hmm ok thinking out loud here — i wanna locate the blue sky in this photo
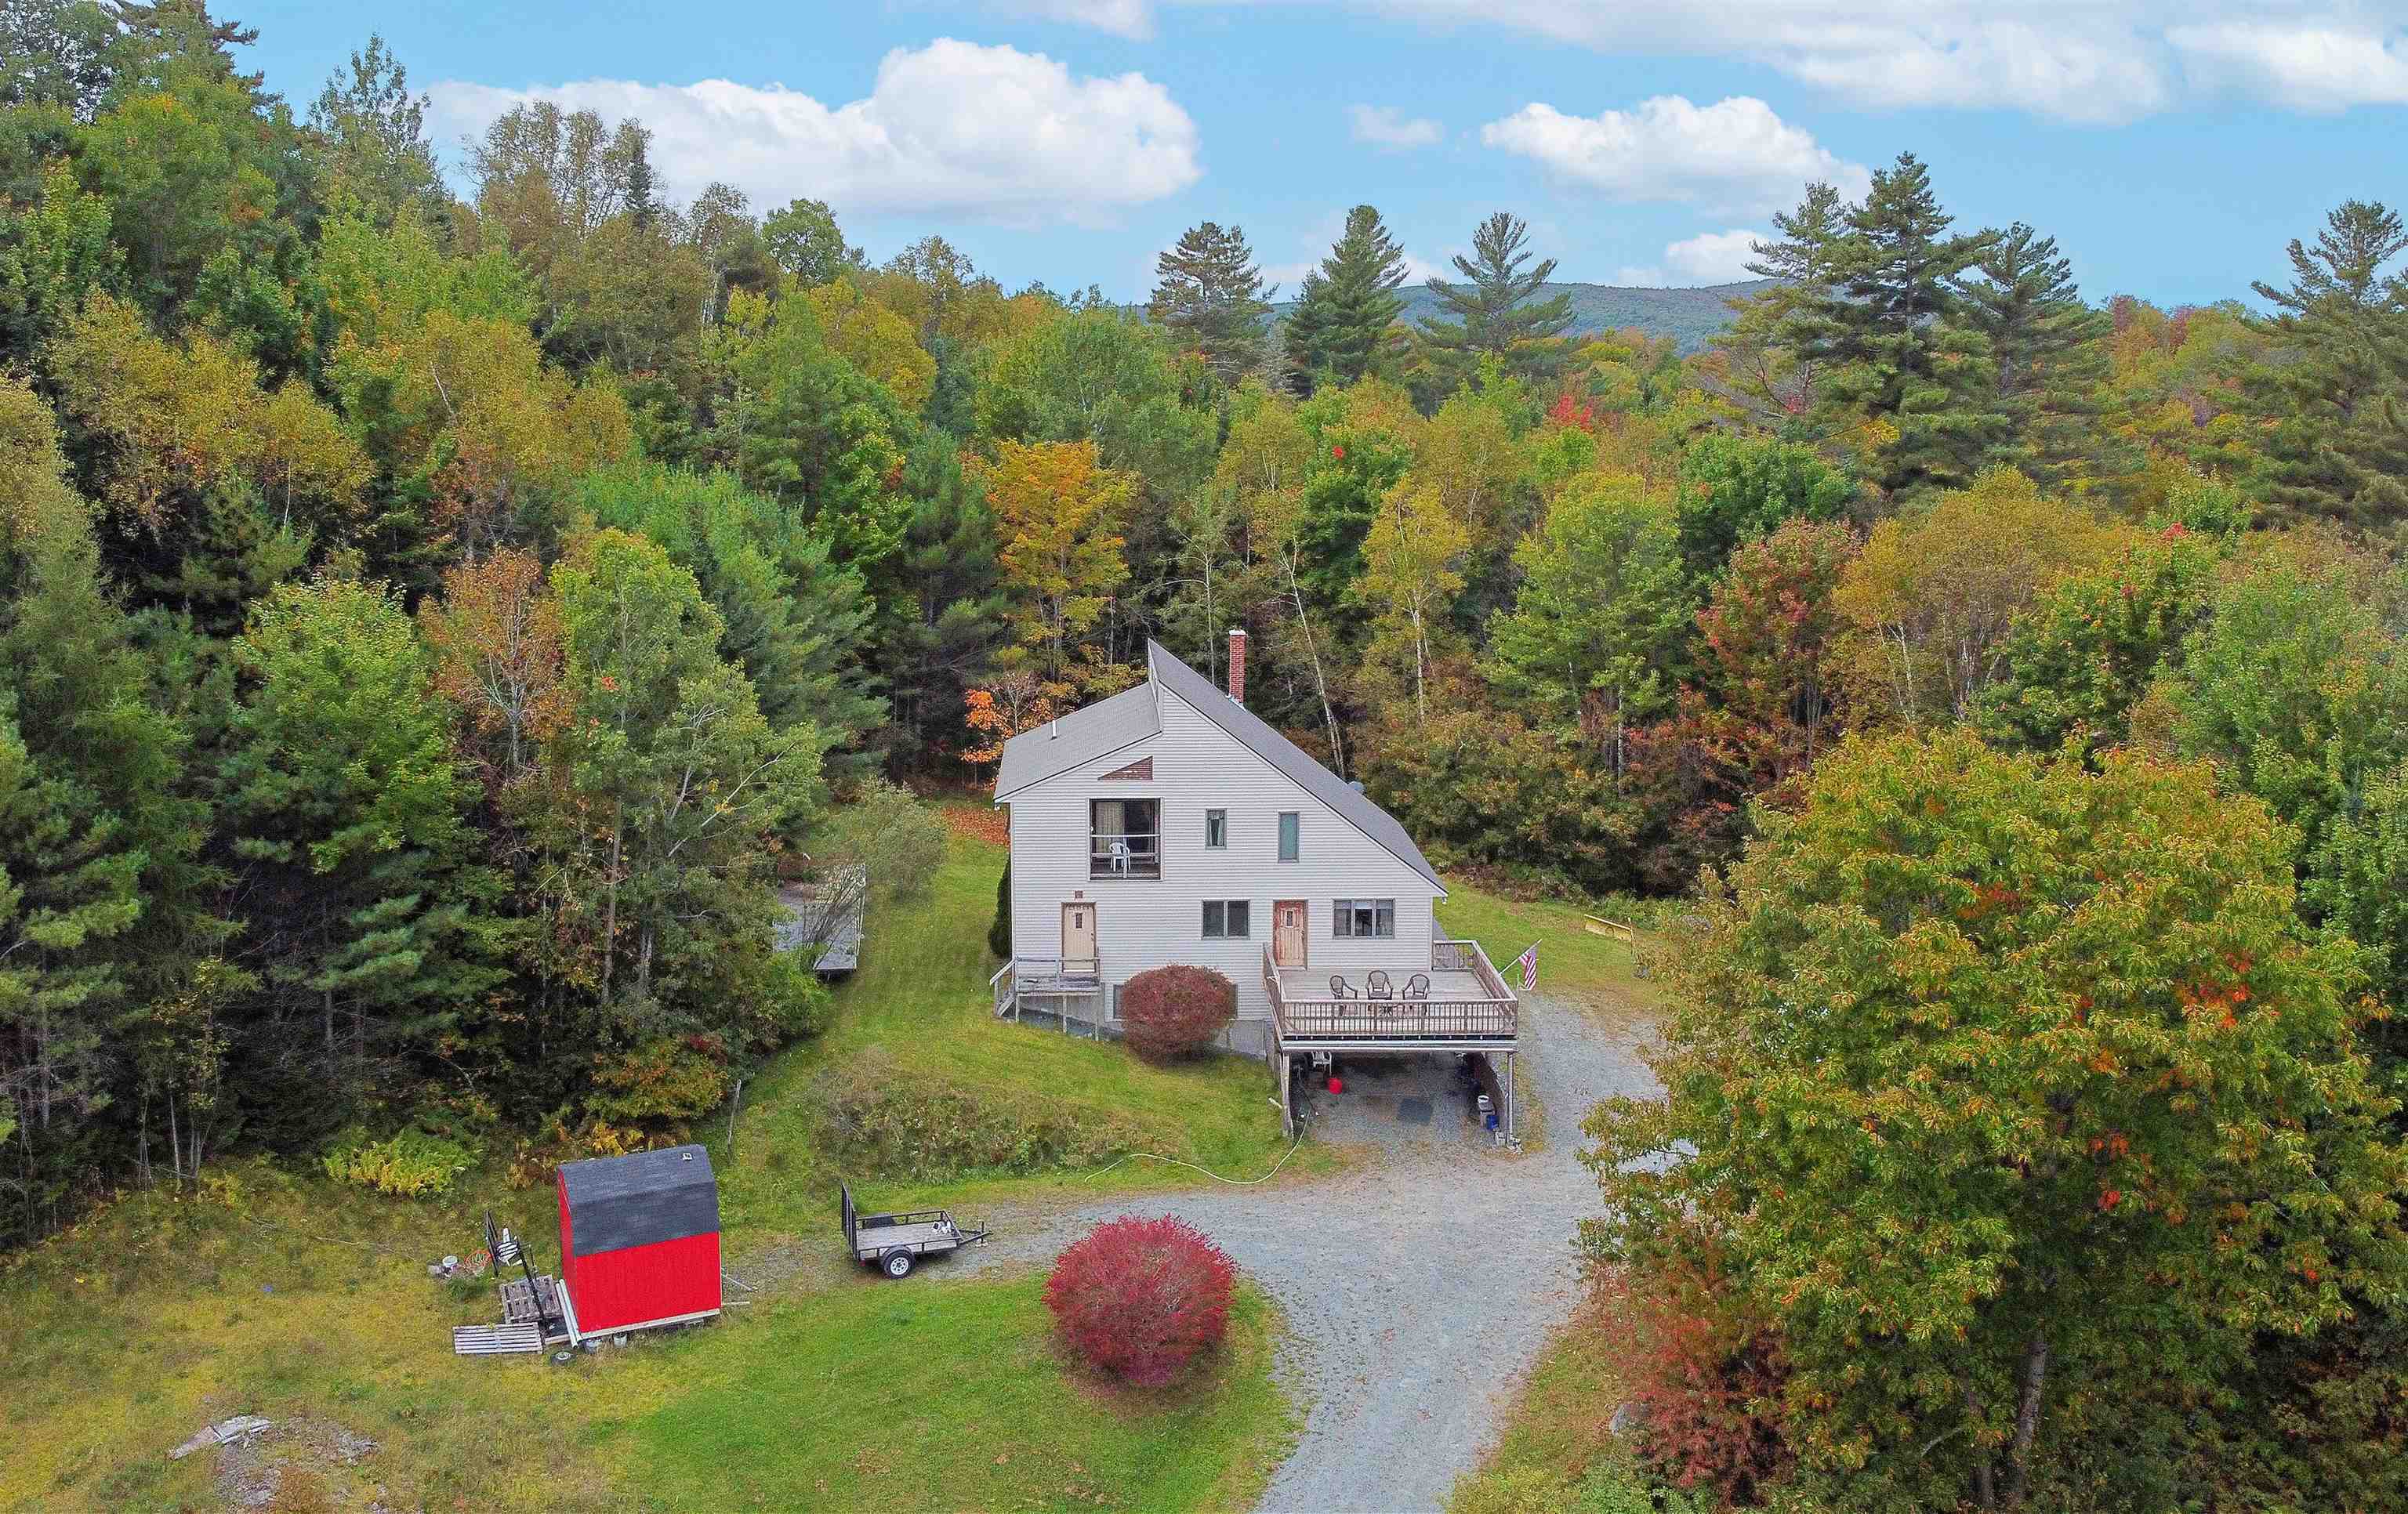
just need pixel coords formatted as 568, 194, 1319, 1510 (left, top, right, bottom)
230, 2, 2408, 307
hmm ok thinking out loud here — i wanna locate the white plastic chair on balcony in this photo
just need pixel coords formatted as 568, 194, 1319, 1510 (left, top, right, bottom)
1109, 838, 1131, 875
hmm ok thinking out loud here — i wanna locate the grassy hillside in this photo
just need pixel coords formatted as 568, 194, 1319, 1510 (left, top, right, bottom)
0, 813, 1302, 1512
1270, 280, 1770, 354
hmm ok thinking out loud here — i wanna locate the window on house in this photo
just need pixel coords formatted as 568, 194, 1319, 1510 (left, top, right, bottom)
1278, 811, 1299, 862
1205, 809, 1227, 849
1333, 898, 1395, 938
1202, 900, 1251, 938
1090, 798, 1161, 878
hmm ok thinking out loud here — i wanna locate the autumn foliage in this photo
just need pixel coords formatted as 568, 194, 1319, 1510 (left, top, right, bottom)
1118, 965, 1237, 1062
1591, 1234, 1791, 1503
1045, 1215, 1235, 1386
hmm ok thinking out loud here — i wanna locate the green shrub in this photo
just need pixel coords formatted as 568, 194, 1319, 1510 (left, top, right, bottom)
989, 860, 1011, 958
825, 777, 948, 903
321, 1128, 477, 1198
810, 1049, 1144, 1179
586, 1034, 737, 1125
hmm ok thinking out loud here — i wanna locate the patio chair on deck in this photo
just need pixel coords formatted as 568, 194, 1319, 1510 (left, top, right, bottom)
1329, 974, 1354, 999
1403, 973, 1431, 1000
1366, 970, 1394, 999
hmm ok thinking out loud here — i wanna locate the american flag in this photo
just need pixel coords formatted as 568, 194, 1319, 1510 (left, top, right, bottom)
1513, 942, 1539, 992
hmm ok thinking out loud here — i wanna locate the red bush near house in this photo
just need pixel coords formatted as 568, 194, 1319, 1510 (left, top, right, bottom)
1045, 1215, 1235, 1387
1119, 965, 1237, 1063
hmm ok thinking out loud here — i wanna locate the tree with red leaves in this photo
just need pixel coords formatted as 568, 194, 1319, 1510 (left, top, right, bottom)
1046, 1215, 1235, 1386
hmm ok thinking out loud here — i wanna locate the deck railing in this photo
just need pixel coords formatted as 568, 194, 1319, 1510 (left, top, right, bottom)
1264, 938, 1518, 1043
1087, 832, 1161, 878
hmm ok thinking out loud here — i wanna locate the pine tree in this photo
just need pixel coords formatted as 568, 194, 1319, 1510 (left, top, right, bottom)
1418, 212, 1575, 382
1797, 154, 2007, 502
223, 576, 500, 1124
1283, 205, 1409, 394
1705, 182, 1851, 428
882, 429, 1004, 765
2247, 200, 2408, 531
0, 386, 212, 1236
1147, 221, 1274, 386
1961, 223, 2118, 491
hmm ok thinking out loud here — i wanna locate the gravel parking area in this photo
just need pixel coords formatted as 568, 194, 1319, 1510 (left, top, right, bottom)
951, 993, 1660, 1513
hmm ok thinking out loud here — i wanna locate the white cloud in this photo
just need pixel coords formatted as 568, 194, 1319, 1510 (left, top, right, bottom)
426, 39, 1200, 227
988, 0, 1155, 38
1481, 96, 1869, 214
1093, 3, 2408, 123
1662, 227, 1765, 282
2169, 23, 2408, 109
1349, 103, 1444, 149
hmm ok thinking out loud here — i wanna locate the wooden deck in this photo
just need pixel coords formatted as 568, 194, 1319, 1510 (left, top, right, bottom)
1264, 940, 1518, 1046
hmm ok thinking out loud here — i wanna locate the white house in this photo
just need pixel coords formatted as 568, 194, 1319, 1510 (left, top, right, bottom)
991, 632, 1518, 1084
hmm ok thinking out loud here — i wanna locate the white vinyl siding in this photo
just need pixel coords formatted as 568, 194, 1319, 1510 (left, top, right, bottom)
1002, 681, 1442, 1049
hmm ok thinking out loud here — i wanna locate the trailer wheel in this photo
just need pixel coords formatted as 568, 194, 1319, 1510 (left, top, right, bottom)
882, 1248, 915, 1279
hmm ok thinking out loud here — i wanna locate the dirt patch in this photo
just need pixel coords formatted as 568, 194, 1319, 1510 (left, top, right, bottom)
203, 1416, 382, 1511
940, 804, 1009, 846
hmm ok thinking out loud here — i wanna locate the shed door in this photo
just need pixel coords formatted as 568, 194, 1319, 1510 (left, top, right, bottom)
1272, 900, 1307, 968
1061, 902, 1097, 972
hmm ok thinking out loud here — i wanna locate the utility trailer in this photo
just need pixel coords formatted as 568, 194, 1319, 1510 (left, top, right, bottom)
841, 1182, 988, 1278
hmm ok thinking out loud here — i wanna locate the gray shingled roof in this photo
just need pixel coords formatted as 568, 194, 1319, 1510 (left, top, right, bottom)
1148, 641, 1444, 890
992, 681, 1160, 799
560, 1145, 719, 1256
989, 643, 1445, 892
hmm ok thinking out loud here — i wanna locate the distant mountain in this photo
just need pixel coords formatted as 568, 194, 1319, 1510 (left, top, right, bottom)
1269, 279, 1772, 355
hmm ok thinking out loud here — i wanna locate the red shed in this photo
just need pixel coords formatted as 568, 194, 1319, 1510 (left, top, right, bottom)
557, 1145, 722, 1337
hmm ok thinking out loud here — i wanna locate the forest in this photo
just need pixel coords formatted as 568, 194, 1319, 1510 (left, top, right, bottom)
4, 3, 2408, 1504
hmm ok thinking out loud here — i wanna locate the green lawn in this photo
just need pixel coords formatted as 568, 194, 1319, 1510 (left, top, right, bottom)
625, 1277, 1292, 1513
1437, 882, 1664, 1023
0, 805, 1301, 1512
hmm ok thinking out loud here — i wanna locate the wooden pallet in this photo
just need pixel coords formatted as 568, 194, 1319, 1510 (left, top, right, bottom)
452, 1323, 543, 1356
498, 1274, 561, 1326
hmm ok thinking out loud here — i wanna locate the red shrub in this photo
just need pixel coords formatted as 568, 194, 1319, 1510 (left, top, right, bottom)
1044, 1215, 1235, 1386
1119, 965, 1236, 1063
1595, 1235, 1793, 1502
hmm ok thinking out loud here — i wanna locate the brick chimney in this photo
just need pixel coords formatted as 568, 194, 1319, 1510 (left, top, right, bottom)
1227, 627, 1247, 704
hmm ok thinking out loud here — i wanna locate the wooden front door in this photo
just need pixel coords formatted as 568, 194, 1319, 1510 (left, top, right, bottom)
1061, 902, 1098, 970
1272, 900, 1307, 968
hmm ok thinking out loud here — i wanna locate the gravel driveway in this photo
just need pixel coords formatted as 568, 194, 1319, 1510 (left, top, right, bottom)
951, 994, 1661, 1513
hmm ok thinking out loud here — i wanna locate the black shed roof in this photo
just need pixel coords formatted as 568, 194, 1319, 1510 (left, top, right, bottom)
559, 1144, 720, 1257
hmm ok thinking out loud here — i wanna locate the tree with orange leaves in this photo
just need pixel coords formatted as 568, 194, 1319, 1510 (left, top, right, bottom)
961, 668, 1061, 767
419, 545, 568, 784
